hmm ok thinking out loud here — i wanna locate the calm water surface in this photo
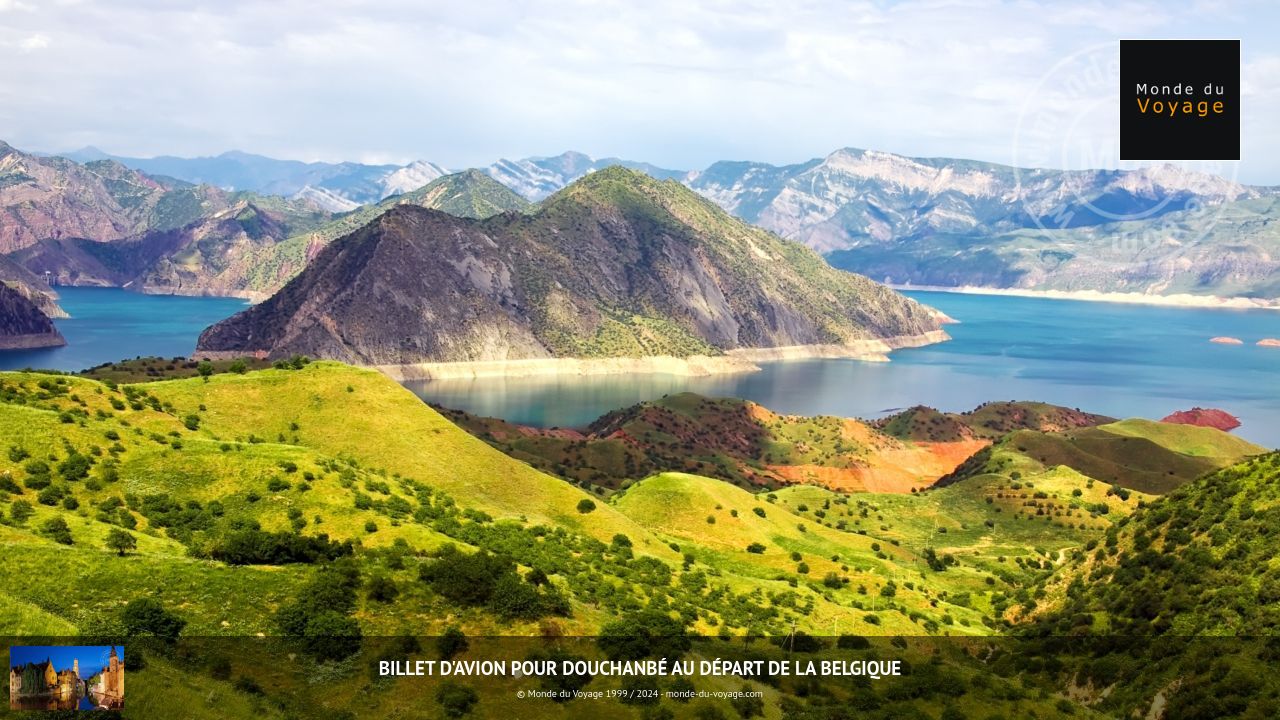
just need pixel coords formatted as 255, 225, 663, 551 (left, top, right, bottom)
3, 288, 1277, 446
0, 287, 248, 373
406, 291, 1280, 446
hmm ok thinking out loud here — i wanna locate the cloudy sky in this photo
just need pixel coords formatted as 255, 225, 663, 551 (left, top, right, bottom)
2, 0, 1278, 182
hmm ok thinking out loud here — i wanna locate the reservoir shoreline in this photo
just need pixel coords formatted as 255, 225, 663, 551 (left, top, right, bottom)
889, 285, 1280, 311
377, 330, 952, 382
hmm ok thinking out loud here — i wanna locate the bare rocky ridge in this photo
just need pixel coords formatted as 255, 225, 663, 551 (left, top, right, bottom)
0, 253, 65, 318
196, 167, 946, 367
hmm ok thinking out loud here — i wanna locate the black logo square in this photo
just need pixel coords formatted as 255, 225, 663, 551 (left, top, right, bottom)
1120, 39, 1240, 160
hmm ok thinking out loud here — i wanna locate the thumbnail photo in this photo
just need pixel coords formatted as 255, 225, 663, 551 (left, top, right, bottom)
9, 646, 124, 711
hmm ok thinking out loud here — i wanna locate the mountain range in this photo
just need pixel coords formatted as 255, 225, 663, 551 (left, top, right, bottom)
60, 146, 682, 209
195, 167, 945, 365
3, 155, 529, 303
5, 139, 1280, 337
1, 140, 233, 254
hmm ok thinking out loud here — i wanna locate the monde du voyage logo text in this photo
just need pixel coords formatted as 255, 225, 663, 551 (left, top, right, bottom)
1120, 39, 1240, 160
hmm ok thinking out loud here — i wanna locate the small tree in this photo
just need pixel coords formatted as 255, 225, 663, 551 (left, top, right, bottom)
576, 498, 597, 514
9, 499, 33, 525
121, 598, 187, 640
435, 681, 478, 718
598, 609, 691, 662
40, 516, 73, 545
366, 575, 399, 603
436, 626, 468, 660
196, 361, 214, 380
731, 684, 764, 718
106, 527, 137, 556
303, 610, 362, 661
229, 358, 248, 374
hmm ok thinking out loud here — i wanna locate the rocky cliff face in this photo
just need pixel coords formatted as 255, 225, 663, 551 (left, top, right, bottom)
0, 254, 65, 318
197, 167, 945, 365
0, 283, 65, 350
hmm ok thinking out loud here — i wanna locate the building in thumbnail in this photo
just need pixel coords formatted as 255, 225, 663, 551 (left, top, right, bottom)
94, 646, 124, 706
9, 658, 58, 696
55, 658, 80, 696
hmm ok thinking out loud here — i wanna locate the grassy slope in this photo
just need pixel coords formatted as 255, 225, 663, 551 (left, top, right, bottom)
1, 363, 1248, 718
0, 365, 682, 638
1031, 450, 1280, 635
144, 362, 669, 553
941, 418, 1264, 495
617, 472, 1002, 635
0, 362, 1073, 641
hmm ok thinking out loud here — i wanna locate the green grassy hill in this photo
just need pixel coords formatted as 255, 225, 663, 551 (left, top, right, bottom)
2, 361, 1268, 719
0, 361, 1100, 641
1031, 450, 1280, 636
938, 418, 1263, 495
875, 401, 1114, 442
1009, 452, 1280, 719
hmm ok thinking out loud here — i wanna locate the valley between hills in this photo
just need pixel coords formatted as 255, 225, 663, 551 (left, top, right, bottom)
3, 139, 1280, 719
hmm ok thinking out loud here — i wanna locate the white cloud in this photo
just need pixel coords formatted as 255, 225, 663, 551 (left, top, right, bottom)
0, 0, 1276, 182
19, 32, 48, 51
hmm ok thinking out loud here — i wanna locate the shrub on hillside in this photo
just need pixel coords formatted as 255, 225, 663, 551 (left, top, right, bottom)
121, 598, 186, 640
104, 527, 137, 555
40, 516, 73, 545
436, 626, 468, 660
435, 681, 478, 719
274, 561, 364, 660
303, 611, 363, 662
419, 545, 568, 619
598, 609, 691, 662
211, 529, 353, 565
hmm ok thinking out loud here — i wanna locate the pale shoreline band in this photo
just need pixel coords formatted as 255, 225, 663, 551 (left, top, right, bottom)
376, 330, 952, 381
892, 284, 1280, 310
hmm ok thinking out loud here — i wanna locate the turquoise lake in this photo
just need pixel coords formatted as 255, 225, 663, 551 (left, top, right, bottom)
0, 287, 249, 372
2, 287, 1278, 446
407, 291, 1280, 447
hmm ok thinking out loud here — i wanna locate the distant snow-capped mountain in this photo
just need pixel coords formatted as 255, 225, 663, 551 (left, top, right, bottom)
380, 160, 450, 198
54, 147, 681, 206
36, 141, 1279, 299
685, 147, 1260, 253
484, 151, 686, 200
